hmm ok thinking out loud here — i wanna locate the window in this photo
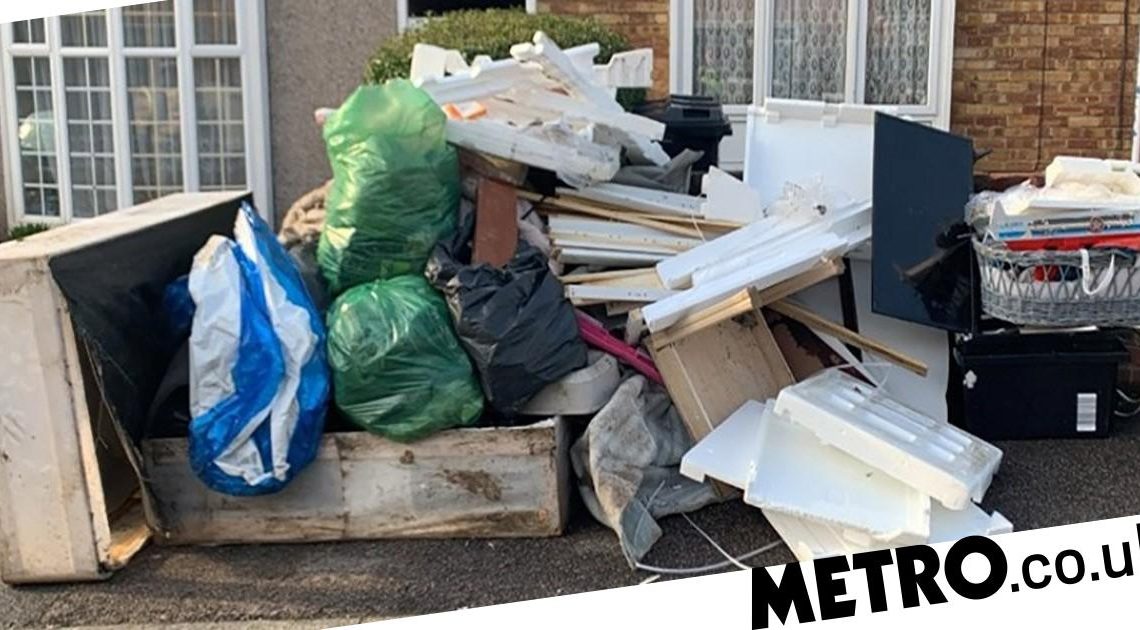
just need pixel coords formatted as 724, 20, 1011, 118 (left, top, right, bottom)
691, 0, 756, 107
671, 0, 955, 129
397, 0, 536, 32
1, 0, 270, 225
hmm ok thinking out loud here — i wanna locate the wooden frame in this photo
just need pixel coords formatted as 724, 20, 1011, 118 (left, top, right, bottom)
142, 419, 570, 544
0, 193, 570, 584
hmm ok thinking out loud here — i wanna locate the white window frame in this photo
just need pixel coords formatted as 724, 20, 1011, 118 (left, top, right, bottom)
670, 0, 956, 130
0, 1, 273, 227
397, 0, 537, 32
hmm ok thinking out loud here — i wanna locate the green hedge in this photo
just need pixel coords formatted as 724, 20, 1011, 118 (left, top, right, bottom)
366, 9, 643, 108
6, 222, 51, 241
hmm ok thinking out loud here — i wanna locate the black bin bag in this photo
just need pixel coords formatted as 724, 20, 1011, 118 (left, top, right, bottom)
426, 213, 587, 418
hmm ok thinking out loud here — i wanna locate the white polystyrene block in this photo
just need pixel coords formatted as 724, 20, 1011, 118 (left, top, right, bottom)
775, 370, 1004, 510
679, 400, 766, 491
746, 403, 930, 544
763, 509, 886, 562
929, 505, 1014, 543
767, 503, 1013, 563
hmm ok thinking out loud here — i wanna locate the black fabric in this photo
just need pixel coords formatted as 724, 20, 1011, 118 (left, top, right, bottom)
146, 340, 191, 439
288, 240, 330, 315
49, 196, 244, 443
426, 211, 588, 419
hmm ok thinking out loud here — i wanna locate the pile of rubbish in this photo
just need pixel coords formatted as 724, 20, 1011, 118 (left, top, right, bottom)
175, 30, 1140, 570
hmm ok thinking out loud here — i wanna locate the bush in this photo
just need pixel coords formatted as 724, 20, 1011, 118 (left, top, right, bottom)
366, 9, 644, 108
6, 223, 51, 241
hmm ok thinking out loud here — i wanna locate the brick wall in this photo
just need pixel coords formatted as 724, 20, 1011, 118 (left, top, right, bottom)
539, 1, 1140, 175
952, 0, 1140, 175
537, 0, 672, 98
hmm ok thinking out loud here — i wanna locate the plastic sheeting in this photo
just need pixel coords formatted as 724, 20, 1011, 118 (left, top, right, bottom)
188, 202, 330, 496
426, 212, 587, 417
326, 275, 484, 442
318, 81, 460, 295
572, 376, 721, 567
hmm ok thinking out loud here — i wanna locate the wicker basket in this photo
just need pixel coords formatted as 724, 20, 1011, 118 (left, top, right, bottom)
974, 238, 1140, 327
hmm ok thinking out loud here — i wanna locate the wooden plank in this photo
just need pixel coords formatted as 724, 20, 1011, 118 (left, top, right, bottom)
556, 183, 704, 217
650, 316, 794, 444
650, 259, 844, 350
142, 420, 569, 544
605, 301, 641, 316
473, 178, 519, 267
765, 300, 929, 377
642, 213, 744, 230
105, 500, 150, 570
520, 190, 703, 238
565, 285, 676, 303
458, 148, 528, 186
559, 267, 657, 284
551, 236, 686, 256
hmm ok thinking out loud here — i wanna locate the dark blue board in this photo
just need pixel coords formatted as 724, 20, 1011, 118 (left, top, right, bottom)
871, 113, 979, 333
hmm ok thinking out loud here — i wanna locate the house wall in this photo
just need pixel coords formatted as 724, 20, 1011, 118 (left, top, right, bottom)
537, 0, 672, 98
952, 0, 1140, 175
542, 1, 1140, 176
0, 125, 6, 236
265, 0, 399, 221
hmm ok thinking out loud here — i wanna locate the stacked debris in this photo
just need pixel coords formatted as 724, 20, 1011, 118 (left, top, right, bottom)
273, 30, 1022, 565
682, 371, 1011, 561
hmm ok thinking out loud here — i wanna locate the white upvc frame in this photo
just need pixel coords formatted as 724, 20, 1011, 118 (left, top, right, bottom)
0, 1, 273, 228
670, 0, 956, 130
397, 0, 537, 33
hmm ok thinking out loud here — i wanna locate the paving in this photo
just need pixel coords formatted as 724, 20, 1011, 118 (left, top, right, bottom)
6, 418, 1140, 629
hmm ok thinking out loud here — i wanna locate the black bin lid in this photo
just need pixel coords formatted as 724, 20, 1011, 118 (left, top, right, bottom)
636, 95, 733, 133
957, 331, 1129, 367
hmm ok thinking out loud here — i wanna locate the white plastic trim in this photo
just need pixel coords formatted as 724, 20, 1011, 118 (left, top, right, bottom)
701, 167, 765, 224
444, 118, 620, 183
564, 285, 678, 303
556, 247, 667, 267
642, 229, 859, 333
510, 31, 623, 114
560, 183, 704, 218
655, 201, 871, 290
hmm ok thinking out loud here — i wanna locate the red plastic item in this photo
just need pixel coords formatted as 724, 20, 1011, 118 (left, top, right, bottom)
575, 310, 664, 385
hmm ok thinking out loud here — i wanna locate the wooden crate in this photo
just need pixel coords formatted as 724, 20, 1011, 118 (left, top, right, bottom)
0, 192, 246, 584
0, 192, 571, 584
142, 419, 570, 545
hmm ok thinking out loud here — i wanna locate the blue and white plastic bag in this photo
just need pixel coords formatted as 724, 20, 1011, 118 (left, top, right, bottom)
188, 202, 330, 496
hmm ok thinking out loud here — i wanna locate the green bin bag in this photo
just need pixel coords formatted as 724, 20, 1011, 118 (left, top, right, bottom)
319, 80, 460, 295
326, 275, 484, 442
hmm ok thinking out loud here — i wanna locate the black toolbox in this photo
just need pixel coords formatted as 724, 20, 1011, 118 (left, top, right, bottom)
954, 331, 1128, 440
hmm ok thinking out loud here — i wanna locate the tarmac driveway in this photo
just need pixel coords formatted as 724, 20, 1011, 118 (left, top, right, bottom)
6, 421, 1140, 629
